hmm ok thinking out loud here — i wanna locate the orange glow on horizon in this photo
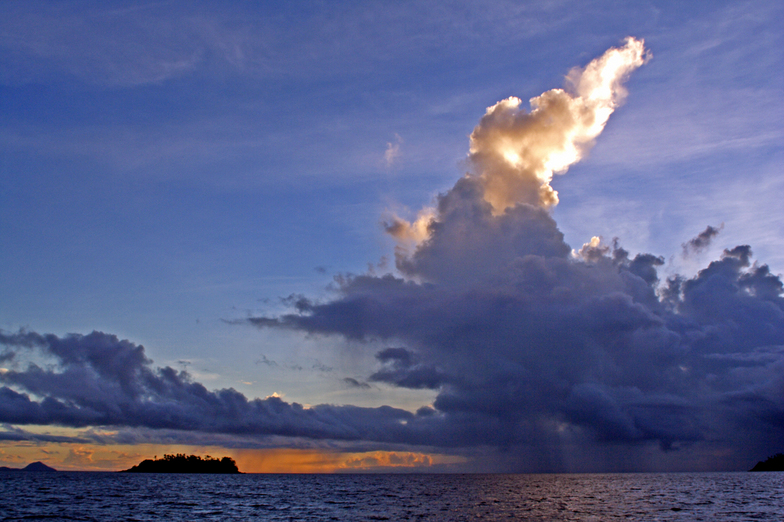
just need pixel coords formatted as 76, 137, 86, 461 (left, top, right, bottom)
234, 448, 466, 473
0, 439, 467, 473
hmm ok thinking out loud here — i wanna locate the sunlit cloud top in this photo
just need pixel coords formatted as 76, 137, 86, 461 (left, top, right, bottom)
387, 38, 648, 245
470, 37, 648, 212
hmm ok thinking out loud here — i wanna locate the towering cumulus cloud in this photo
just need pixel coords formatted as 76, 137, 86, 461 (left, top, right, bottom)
2, 39, 782, 472
471, 37, 647, 211
250, 38, 784, 471
388, 37, 648, 243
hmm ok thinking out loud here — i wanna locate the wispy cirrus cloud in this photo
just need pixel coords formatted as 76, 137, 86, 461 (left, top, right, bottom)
0, 1, 582, 87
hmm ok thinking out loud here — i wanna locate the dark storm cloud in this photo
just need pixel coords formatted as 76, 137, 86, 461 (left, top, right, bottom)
0, 330, 427, 443
343, 377, 371, 389
255, 354, 278, 367
2, 201, 782, 470
369, 347, 448, 390
249, 174, 784, 470
682, 224, 724, 256
0, 425, 91, 444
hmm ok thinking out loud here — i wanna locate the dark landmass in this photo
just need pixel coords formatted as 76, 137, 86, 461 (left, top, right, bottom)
750, 453, 784, 472
0, 461, 57, 472
121, 453, 241, 473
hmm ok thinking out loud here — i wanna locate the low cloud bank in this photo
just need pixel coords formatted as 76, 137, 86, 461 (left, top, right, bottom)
0, 330, 420, 443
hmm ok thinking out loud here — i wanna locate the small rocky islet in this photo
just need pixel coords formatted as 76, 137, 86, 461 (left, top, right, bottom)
121, 453, 241, 473
0, 461, 57, 472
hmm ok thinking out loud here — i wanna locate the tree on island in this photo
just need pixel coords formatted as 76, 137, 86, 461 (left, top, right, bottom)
750, 453, 784, 472
121, 453, 240, 473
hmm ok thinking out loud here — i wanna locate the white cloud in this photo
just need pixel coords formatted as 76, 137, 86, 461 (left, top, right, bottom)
384, 134, 403, 168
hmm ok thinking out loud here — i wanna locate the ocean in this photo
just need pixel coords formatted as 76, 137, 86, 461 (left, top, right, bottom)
1, 472, 782, 521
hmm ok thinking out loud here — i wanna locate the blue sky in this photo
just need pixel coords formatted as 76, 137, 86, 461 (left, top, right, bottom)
1, 1, 783, 472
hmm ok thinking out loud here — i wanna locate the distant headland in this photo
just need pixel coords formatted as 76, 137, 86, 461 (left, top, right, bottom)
121, 453, 241, 473
750, 453, 784, 472
0, 462, 57, 472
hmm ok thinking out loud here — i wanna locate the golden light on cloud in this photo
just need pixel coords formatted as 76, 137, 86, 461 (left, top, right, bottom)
340, 450, 445, 470
234, 448, 466, 473
502, 147, 522, 167
234, 449, 344, 473
388, 38, 648, 248
384, 207, 436, 245
470, 37, 648, 213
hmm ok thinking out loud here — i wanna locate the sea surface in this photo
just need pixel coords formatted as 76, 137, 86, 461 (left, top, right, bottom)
1, 472, 782, 521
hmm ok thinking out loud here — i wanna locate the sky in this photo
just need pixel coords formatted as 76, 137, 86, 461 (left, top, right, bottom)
1, 0, 783, 473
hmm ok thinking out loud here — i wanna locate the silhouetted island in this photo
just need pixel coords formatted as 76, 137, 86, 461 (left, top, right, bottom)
0, 461, 57, 472
121, 453, 241, 473
750, 453, 784, 472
